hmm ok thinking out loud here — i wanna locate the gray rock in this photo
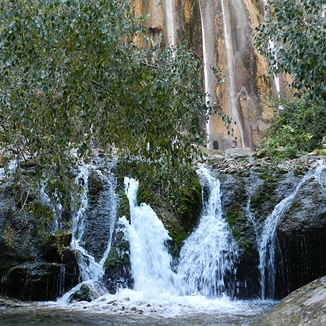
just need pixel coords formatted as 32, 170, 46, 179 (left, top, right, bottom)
255, 276, 326, 326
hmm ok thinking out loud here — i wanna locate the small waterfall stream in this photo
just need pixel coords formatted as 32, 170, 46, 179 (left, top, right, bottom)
258, 160, 326, 299
121, 177, 179, 294
220, 0, 248, 147
164, 0, 176, 48
198, 0, 218, 147
58, 161, 119, 303
178, 165, 239, 297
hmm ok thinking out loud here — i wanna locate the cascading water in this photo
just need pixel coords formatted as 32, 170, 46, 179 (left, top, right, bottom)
178, 165, 239, 297
2, 159, 274, 324
245, 170, 263, 240
164, 0, 176, 48
58, 160, 119, 303
101, 171, 263, 319
258, 160, 326, 299
120, 177, 179, 294
198, 0, 218, 147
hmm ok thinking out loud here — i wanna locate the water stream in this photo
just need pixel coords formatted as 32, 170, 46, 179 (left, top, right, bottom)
59, 161, 119, 303
258, 160, 326, 299
198, 0, 218, 147
164, 0, 176, 48
178, 165, 239, 297
0, 162, 274, 324
121, 177, 179, 294
220, 0, 247, 147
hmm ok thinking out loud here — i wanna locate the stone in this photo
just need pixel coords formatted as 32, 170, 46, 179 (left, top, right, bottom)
255, 276, 326, 326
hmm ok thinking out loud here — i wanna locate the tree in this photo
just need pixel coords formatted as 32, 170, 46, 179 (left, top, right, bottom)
0, 0, 208, 214
261, 98, 326, 158
256, 0, 326, 100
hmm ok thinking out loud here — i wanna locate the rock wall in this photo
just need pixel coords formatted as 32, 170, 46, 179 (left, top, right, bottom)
134, 0, 278, 150
0, 189, 79, 301
0, 153, 324, 301
208, 152, 326, 299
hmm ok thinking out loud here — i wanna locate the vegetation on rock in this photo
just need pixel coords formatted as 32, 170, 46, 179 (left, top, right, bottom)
0, 0, 214, 223
256, 0, 325, 159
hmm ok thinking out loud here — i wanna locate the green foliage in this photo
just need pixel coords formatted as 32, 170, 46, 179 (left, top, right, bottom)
117, 189, 130, 221
256, 0, 326, 100
0, 0, 209, 219
118, 159, 202, 227
261, 98, 326, 158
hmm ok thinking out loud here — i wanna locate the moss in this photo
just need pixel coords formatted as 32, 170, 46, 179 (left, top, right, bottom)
237, 238, 257, 262
104, 240, 130, 269
250, 170, 282, 222
226, 209, 247, 240
117, 189, 130, 221
177, 173, 202, 233
137, 182, 155, 207
166, 223, 189, 259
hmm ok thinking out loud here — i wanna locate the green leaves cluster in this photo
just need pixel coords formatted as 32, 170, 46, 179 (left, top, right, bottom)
256, 0, 325, 158
256, 0, 325, 100
261, 98, 326, 158
0, 0, 207, 213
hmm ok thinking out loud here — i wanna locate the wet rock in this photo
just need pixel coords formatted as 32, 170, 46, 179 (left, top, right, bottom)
70, 284, 95, 302
255, 276, 326, 326
82, 169, 119, 262
214, 154, 326, 299
103, 220, 133, 293
4, 261, 71, 301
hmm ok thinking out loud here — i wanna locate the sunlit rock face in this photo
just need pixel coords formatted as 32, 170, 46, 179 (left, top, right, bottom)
133, 0, 279, 150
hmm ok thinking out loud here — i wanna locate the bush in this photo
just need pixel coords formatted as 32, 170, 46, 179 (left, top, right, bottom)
262, 98, 325, 158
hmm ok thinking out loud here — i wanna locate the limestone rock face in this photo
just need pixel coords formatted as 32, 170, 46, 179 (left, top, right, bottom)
134, 0, 279, 150
255, 276, 326, 326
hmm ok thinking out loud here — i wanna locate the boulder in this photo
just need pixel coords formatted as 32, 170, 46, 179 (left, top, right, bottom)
255, 276, 326, 326
4, 261, 70, 301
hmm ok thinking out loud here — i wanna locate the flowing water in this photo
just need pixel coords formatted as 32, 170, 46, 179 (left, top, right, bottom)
0, 162, 275, 325
120, 177, 179, 294
258, 160, 326, 299
198, 0, 218, 147
164, 0, 176, 48
178, 166, 239, 297
59, 160, 119, 303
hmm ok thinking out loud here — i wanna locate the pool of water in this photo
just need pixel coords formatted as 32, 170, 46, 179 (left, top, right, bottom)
0, 294, 275, 326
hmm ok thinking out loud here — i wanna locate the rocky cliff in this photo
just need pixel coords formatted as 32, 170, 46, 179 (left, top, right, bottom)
133, 0, 281, 150
0, 152, 325, 301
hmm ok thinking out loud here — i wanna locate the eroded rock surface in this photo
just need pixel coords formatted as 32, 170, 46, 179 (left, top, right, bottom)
255, 276, 326, 326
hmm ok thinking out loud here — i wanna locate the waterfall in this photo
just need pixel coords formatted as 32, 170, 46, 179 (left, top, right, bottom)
199, 0, 218, 148
178, 165, 239, 297
58, 160, 119, 303
120, 177, 179, 294
258, 161, 326, 299
220, 0, 246, 147
164, 0, 176, 48
245, 170, 263, 240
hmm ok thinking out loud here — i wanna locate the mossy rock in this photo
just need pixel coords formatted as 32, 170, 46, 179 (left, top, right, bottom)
117, 189, 130, 221
87, 170, 104, 206
155, 207, 189, 259
104, 229, 130, 270
104, 242, 130, 270
70, 284, 94, 302
250, 171, 282, 222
